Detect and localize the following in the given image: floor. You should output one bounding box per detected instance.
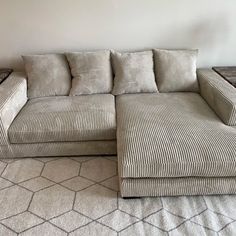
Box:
[0,156,236,236]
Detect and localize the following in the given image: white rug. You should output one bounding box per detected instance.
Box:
[0,156,235,236]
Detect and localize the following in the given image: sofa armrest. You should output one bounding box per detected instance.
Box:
[198,68,236,126]
[0,72,27,145]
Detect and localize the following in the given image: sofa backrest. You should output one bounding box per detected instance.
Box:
[22,49,199,99]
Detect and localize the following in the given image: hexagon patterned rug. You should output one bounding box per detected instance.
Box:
[0,156,236,236]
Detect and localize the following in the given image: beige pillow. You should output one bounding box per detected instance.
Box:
[154,49,199,92]
[23,54,71,99]
[66,50,113,95]
[112,51,158,95]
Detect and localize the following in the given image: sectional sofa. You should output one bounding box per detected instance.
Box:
[0,49,236,197]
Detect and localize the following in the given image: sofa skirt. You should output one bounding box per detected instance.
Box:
[120,177,236,197]
[0,140,117,158]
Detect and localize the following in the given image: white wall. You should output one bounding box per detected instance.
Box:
[0,0,236,70]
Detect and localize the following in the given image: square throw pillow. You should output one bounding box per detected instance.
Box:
[23,54,71,98]
[66,50,113,95]
[111,51,158,95]
[154,49,199,92]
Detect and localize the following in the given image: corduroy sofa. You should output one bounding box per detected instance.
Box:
[0,49,236,197]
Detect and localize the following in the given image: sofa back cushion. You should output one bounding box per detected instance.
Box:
[112,51,158,95]
[66,50,113,95]
[23,54,71,99]
[154,49,199,92]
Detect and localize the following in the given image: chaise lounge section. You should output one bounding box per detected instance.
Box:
[117,69,236,197]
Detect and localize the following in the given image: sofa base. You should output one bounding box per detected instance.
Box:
[120,177,236,197]
[0,140,116,158]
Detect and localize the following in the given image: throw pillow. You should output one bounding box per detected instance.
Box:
[154,49,199,92]
[66,50,113,95]
[23,54,71,98]
[112,51,158,95]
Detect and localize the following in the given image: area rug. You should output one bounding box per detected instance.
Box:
[0,156,236,236]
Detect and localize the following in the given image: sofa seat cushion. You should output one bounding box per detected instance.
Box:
[117,93,236,178]
[9,94,116,144]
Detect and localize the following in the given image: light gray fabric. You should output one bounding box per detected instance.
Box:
[9,94,116,144]
[0,141,116,158]
[66,51,113,95]
[0,72,27,145]
[198,68,236,126]
[23,54,71,98]
[112,51,158,95]
[154,49,199,92]
[121,177,236,197]
[116,93,236,178]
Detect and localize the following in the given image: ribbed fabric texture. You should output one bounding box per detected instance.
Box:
[23,54,71,98]
[0,140,116,158]
[198,68,236,126]
[0,72,27,145]
[66,50,113,95]
[121,177,236,197]
[111,51,158,95]
[9,94,116,144]
[116,93,236,178]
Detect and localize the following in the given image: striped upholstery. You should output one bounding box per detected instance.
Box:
[9,94,116,144]
[0,72,27,145]
[121,177,236,197]
[116,93,236,178]
[0,140,116,158]
[198,68,236,126]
